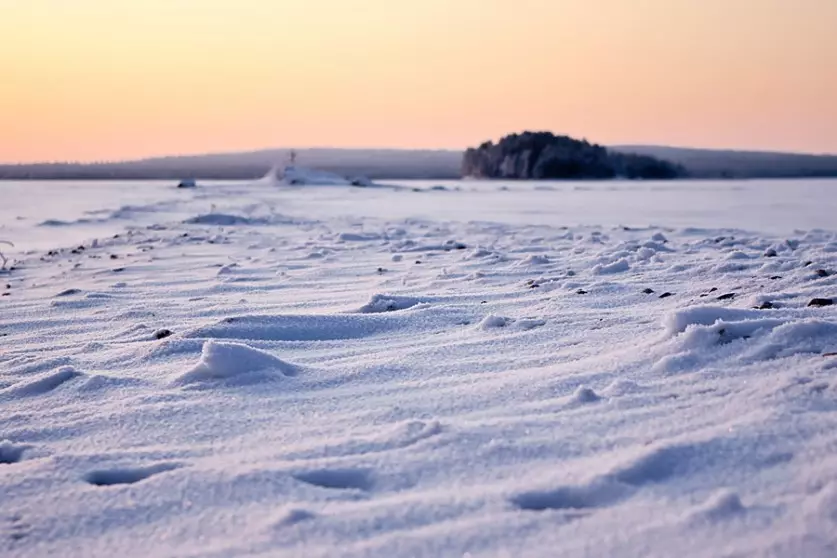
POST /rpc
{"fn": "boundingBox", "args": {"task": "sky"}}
[2,0,836,163]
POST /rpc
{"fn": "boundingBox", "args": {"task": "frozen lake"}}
[1,177,836,557]
[2,178,836,253]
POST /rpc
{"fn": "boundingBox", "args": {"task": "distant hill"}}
[463,132,685,180]
[613,145,837,179]
[0,148,462,181]
[2,143,836,181]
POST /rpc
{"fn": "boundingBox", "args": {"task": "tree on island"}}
[462,131,686,180]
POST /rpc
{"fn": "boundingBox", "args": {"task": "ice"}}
[1,177,837,557]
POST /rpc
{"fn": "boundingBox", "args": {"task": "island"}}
[462,132,686,180]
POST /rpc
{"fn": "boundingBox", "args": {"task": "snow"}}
[1,177,837,557]
[175,340,299,385]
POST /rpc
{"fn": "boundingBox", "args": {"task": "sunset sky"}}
[2,0,836,163]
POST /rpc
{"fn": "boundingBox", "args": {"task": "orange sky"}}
[2,0,836,163]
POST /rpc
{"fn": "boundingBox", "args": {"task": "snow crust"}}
[1,177,837,557]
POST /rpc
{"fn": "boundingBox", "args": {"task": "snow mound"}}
[571,386,602,403]
[479,314,510,329]
[281,166,354,186]
[357,294,429,313]
[175,341,298,385]
[516,254,551,266]
[592,258,630,275]
[745,319,837,360]
[664,306,765,335]
[601,379,647,396]
[465,247,495,260]
[656,305,837,373]
[1,366,83,398]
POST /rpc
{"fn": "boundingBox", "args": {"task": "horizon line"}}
[1,142,836,167]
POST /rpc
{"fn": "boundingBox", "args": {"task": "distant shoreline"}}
[2,144,837,181]
[4,175,837,182]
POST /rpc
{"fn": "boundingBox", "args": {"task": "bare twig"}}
[0,240,13,269]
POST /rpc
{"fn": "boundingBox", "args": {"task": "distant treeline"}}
[0,148,462,181]
[1,143,836,181]
[613,145,837,179]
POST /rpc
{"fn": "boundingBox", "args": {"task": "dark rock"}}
[764,249,778,258]
[376,267,386,273]
[642,288,655,294]
[415,260,422,264]
[716,293,736,300]
[659,292,673,299]
[110,254,119,260]
[756,301,775,309]
[154,329,173,340]
[808,298,833,307]
[816,269,830,278]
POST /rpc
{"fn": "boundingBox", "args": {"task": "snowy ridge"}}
[1,180,837,557]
